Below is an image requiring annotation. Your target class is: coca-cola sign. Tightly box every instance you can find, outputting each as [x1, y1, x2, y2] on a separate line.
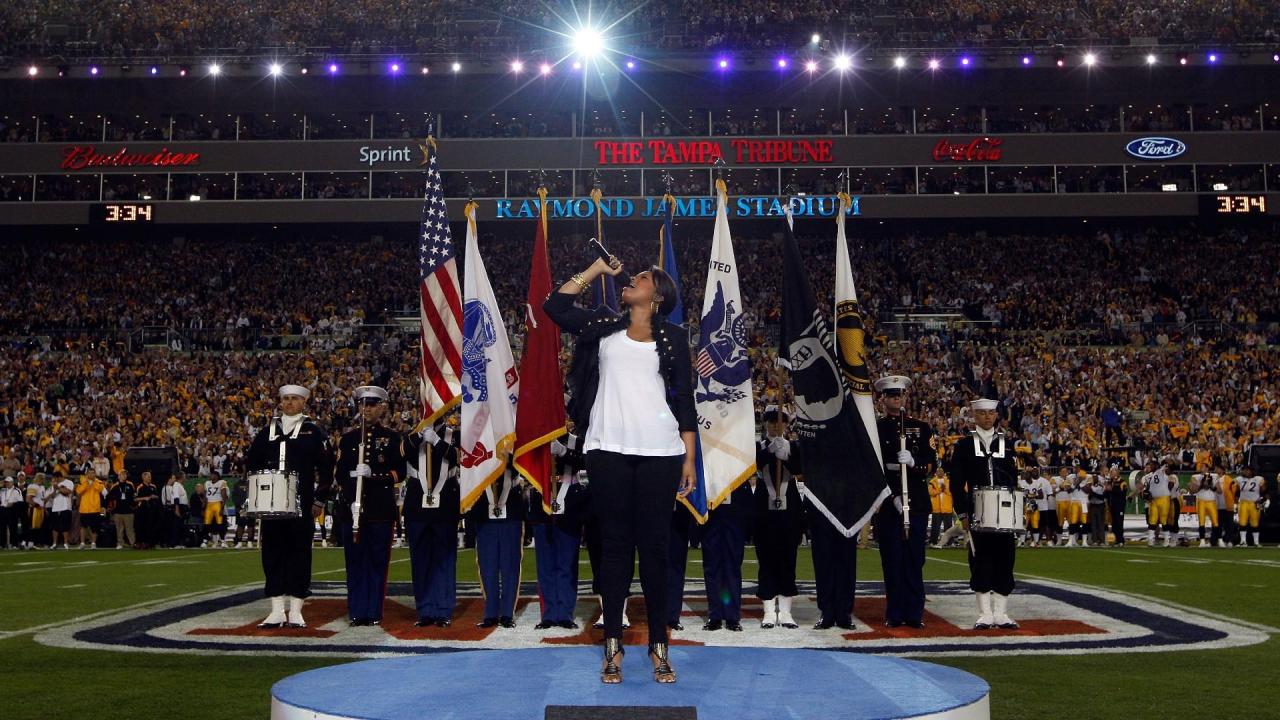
[931, 137, 1004, 162]
[61, 145, 201, 171]
[1124, 137, 1187, 160]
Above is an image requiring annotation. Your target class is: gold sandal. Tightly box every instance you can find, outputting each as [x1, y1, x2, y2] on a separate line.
[601, 638, 624, 684]
[648, 642, 676, 683]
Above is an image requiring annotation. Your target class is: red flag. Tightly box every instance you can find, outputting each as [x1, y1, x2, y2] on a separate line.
[513, 187, 566, 510]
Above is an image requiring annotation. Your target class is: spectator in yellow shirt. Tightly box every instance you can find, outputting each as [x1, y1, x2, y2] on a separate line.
[76, 470, 107, 549]
[928, 474, 955, 546]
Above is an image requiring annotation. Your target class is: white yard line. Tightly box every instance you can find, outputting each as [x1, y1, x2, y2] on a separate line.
[0, 582, 257, 640]
[1112, 549, 1280, 568]
[926, 555, 1280, 635]
[0, 552, 223, 575]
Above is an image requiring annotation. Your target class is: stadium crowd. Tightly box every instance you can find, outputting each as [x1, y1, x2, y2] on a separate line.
[2, 0, 1278, 62]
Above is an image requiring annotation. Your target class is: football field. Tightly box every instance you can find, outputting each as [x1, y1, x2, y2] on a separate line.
[4, 545, 1278, 720]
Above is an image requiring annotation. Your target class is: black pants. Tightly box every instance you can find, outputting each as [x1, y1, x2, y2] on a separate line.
[667, 508, 692, 625]
[1088, 503, 1108, 544]
[1039, 509, 1059, 542]
[807, 508, 858, 623]
[755, 510, 801, 600]
[0, 506, 18, 547]
[701, 509, 745, 623]
[585, 450, 682, 644]
[876, 506, 928, 624]
[1213, 510, 1237, 546]
[1108, 500, 1126, 544]
[969, 531, 1016, 595]
[929, 512, 954, 545]
[261, 516, 315, 598]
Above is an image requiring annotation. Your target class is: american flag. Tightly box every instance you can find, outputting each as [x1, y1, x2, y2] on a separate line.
[416, 144, 462, 426]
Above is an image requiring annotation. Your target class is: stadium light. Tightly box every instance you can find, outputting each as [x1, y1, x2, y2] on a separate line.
[510, 60, 524, 74]
[573, 27, 605, 58]
[1083, 53, 1097, 66]
[451, 62, 461, 73]
[893, 56, 906, 69]
[1207, 52, 1218, 63]
[1178, 55, 1188, 65]
[389, 62, 401, 74]
[1021, 56, 1032, 65]
[328, 63, 339, 74]
[833, 54, 852, 71]
[625, 60, 636, 70]
[90, 66, 100, 75]
[419, 65, 429, 75]
[805, 60, 818, 73]
[959, 56, 971, 66]
[810, 33, 821, 44]
[208, 63, 222, 76]
[268, 63, 283, 77]
[717, 57, 730, 70]
[540, 63, 552, 75]
[776, 57, 788, 69]
[1146, 54, 1158, 65]
[27, 65, 38, 76]
[571, 60, 582, 70]
[927, 58, 940, 70]
[150, 66, 159, 75]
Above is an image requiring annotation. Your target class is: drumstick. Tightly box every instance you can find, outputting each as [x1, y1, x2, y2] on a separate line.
[352, 412, 366, 544]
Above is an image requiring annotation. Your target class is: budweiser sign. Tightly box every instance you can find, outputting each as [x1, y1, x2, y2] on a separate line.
[61, 146, 201, 171]
[931, 137, 1004, 162]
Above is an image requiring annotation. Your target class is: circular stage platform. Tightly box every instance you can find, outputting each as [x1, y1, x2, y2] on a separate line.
[271, 647, 989, 720]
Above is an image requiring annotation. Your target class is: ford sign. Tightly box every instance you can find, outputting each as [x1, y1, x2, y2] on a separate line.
[1125, 137, 1187, 160]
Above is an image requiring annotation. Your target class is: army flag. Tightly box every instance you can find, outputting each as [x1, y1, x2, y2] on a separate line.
[458, 201, 520, 510]
[684, 179, 757, 522]
[513, 188, 567, 512]
[779, 208, 889, 536]
[833, 192, 884, 470]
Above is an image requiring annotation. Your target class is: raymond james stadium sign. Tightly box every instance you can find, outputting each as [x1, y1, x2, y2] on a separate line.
[496, 195, 860, 219]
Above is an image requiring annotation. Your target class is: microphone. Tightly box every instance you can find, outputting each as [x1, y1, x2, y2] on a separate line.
[587, 237, 631, 287]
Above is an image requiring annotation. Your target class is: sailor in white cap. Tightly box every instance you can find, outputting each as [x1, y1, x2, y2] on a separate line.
[334, 385, 406, 626]
[1, 476, 23, 549]
[872, 375, 936, 629]
[245, 383, 334, 629]
[945, 398, 1021, 630]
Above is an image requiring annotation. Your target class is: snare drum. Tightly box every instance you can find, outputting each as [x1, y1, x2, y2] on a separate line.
[243, 470, 301, 518]
[971, 486, 1026, 534]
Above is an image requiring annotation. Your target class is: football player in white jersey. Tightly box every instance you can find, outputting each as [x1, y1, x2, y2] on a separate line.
[203, 471, 229, 548]
[1235, 467, 1266, 547]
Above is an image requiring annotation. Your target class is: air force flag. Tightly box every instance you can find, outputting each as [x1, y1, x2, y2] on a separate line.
[685, 179, 757, 522]
[459, 201, 519, 510]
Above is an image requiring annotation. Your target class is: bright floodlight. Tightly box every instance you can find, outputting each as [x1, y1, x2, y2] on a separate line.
[833, 54, 852, 71]
[451, 62, 461, 73]
[927, 58, 940, 70]
[1083, 53, 1097, 66]
[540, 63, 552, 75]
[510, 60, 524, 73]
[805, 60, 818, 73]
[811, 33, 821, 44]
[268, 63, 283, 76]
[893, 56, 906, 69]
[27, 65, 38, 76]
[574, 27, 605, 58]
[208, 63, 222, 76]
[1146, 54, 1157, 65]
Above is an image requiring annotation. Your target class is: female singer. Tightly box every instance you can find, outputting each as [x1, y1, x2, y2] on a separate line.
[544, 257, 697, 685]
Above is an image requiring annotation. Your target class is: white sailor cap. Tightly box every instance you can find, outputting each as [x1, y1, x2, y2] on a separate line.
[873, 375, 912, 394]
[762, 404, 790, 422]
[2, 476, 12, 483]
[279, 384, 311, 400]
[354, 385, 390, 403]
[970, 398, 999, 411]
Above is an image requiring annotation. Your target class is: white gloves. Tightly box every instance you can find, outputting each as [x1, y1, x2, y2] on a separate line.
[897, 450, 915, 468]
[354, 463, 372, 478]
[550, 440, 568, 457]
[769, 437, 791, 461]
[421, 427, 441, 445]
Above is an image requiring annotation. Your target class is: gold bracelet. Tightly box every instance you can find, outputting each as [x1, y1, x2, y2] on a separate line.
[570, 273, 590, 291]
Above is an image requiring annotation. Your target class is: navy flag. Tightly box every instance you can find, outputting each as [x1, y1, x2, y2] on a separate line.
[778, 210, 890, 536]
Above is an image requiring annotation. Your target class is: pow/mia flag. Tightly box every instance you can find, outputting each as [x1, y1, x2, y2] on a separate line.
[833, 192, 884, 471]
[778, 208, 889, 536]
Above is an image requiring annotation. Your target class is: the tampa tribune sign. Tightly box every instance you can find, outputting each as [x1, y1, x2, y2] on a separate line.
[496, 195, 861, 220]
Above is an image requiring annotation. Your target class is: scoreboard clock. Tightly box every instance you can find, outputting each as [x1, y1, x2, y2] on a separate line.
[91, 203, 155, 224]
[1199, 194, 1268, 216]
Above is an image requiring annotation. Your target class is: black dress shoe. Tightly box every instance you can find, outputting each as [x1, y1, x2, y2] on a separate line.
[499, 617, 516, 628]
[667, 622, 684, 631]
[436, 619, 452, 628]
[702, 619, 723, 631]
[836, 619, 854, 630]
[906, 620, 926, 629]
[884, 619, 904, 628]
[535, 621, 555, 630]
[414, 618, 434, 627]
[557, 620, 579, 630]
[813, 619, 835, 630]
[476, 617, 499, 628]
[348, 618, 364, 627]
[725, 621, 743, 632]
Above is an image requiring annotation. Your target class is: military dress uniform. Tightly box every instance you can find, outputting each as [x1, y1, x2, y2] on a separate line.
[529, 434, 589, 629]
[245, 384, 334, 628]
[468, 465, 527, 627]
[334, 386, 406, 625]
[873, 380, 937, 628]
[404, 422, 460, 627]
[700, 480, 753, 631]
[947, 399, 1020, 630]
[752, 432, 804, 629]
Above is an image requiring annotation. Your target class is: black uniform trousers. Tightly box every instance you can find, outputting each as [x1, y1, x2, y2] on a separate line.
[341, 520, 393, 620]
[875, 505, 928, 624]
[406, 516, 458, 621]
[533, 522, 580, 623]
[754, 510, 801, 600]
[968, 531, 1016, 595]
[1108, 499, 1126, 544]
[0, 506, 18, 547]
[807, 507, 858, 623]
[585, 450, 682, 644]
[261, 516, 315, 598]
[667, 508, 693, 624]
[701, 508, 746, 623]
[476, 519, 523, 620]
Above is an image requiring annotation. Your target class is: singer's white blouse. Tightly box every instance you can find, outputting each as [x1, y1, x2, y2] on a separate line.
[584, 331, 684, 457]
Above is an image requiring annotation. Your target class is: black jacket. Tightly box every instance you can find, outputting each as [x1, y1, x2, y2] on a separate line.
[542, 290, 698, 442]
[946, 432, 1019, 518]
[246, 416, 335, 509]
[334, 424, 405, 524]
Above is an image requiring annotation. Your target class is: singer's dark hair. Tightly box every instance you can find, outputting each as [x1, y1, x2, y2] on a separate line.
[649, 265, 679, 318]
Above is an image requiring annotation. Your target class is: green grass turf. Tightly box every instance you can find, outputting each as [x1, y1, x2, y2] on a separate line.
[1, 545, 1276, 720]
